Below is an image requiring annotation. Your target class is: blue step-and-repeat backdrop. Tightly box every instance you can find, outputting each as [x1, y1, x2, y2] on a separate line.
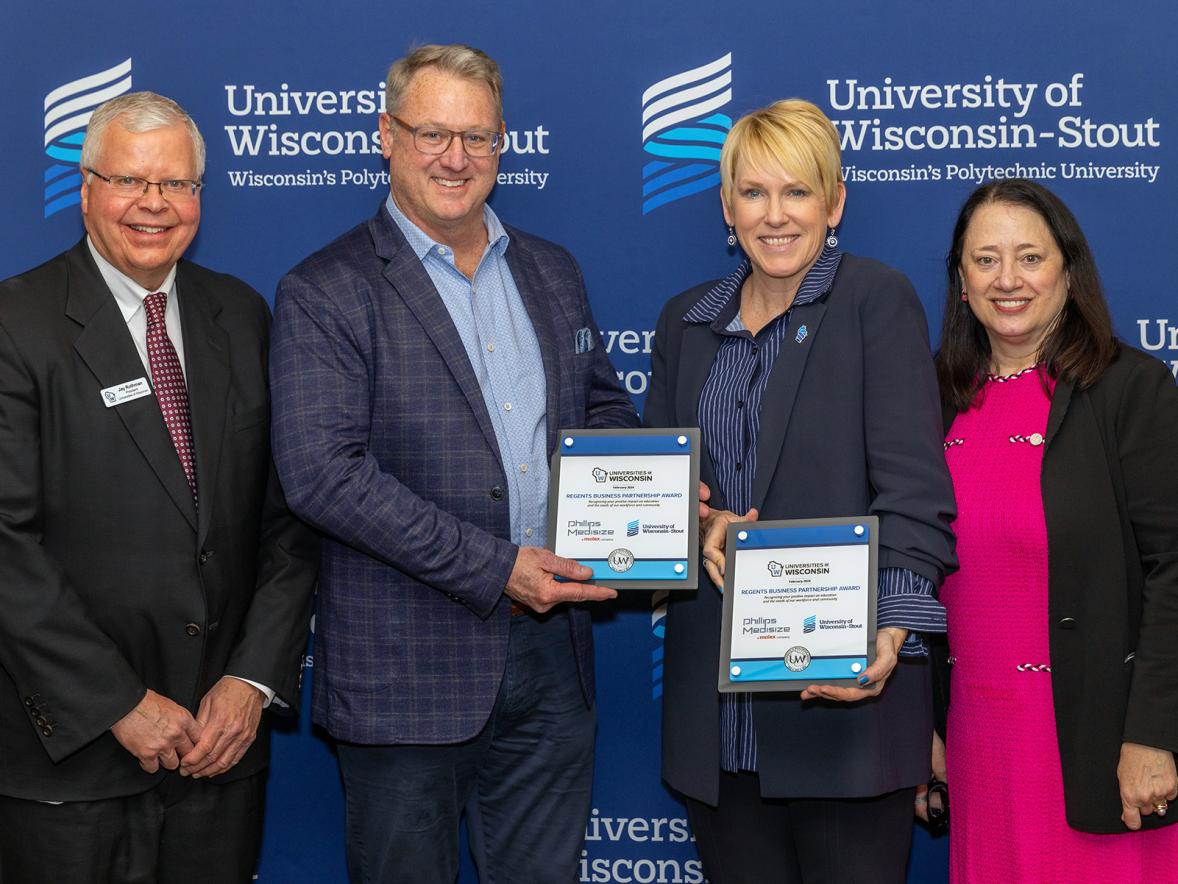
[3, 1, 1174, 880]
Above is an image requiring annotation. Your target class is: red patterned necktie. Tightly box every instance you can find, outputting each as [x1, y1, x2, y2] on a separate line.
[144, 292, 198, 503]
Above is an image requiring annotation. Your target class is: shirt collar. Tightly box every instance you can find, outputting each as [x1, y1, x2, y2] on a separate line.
[86, 236, 178, 324]
[384, 193, 510, 263]
[683, 244, 845, 327]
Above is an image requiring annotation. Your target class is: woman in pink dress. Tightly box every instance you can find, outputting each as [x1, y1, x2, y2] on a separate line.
[922, 179, 1178, 882]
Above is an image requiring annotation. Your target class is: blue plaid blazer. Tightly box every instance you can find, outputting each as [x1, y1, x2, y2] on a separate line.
[270, 207, 637, 744]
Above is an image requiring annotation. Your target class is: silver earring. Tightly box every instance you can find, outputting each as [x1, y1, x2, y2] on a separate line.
[825, 228, 839, 248]
[727, 226, 737, 247]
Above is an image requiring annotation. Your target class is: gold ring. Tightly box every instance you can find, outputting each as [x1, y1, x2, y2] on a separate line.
[1156, 802, 1169, 817]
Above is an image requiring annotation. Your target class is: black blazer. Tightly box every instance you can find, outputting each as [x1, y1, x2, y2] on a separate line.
[0, 240, 318, 801]
[646, 254, 957, 803]
[940, 346, 1178, 833]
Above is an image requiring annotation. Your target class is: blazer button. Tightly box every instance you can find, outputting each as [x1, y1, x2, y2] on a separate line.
[198, 550, 212, 565]
[185, 623, 201, 637]
[490, 486, 505, 501]
[1057, 617, 1077, 629]
[23, 697, 33, 707]
[34, 716, 46, 727]
[40, 726, 52, 737]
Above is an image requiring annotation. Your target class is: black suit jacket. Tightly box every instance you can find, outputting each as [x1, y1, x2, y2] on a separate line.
[646, 254, 957, 803]
[940, 346, 1178, 833]
[0, 240, 317, 801]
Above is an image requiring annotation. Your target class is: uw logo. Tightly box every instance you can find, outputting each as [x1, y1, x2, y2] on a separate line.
[43, 58, 132, 218]
[641, 52, 733, 214]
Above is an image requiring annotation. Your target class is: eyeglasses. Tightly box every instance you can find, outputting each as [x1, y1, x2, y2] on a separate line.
[390, 116, 501, 157]
[85, 168, 203, 199]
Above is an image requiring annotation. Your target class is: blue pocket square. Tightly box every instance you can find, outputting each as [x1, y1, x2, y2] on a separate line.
[575, 327, 596, 354]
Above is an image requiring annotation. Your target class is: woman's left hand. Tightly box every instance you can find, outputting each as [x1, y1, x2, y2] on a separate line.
[1117, 742, 1178, 830]
[800, 627, 907, 701]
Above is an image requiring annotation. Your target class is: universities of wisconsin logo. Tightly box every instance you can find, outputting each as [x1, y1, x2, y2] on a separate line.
[641, 52, 733, 214]
[43, 58, 132, 218]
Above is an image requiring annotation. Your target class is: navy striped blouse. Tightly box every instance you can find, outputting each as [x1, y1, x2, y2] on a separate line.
[687, 246, 946, 773]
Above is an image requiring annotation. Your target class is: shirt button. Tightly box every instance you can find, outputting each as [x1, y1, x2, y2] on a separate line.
[437, 246, 448, 256]
[736, 400, 745, 409]
[519, 464, 528, 473]
[525, 528, 534, 538]
[735, 462, 743, 471]
[503, 403, 512, 411]
[185, 623, 201, 637]
[487, 343, 495, 352]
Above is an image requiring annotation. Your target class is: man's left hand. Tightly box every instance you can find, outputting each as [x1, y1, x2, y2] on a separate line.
[179, 677, 264, 779]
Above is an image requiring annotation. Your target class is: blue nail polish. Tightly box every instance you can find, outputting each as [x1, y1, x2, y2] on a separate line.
[857, 675, 870, 685]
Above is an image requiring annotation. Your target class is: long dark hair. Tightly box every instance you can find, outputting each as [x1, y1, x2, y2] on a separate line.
[936, 179, 1119, 411]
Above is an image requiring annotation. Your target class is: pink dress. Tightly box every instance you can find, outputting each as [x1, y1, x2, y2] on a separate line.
[940, 368, 1178, 883]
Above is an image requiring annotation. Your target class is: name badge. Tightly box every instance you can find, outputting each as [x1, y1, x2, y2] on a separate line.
[100, 377, 152, 408]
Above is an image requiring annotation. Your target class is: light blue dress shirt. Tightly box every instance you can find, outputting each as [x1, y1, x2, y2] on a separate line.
[385, 195, 549, 548]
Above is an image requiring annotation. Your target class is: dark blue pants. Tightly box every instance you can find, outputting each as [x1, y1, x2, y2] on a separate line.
[684, 771, 916, 884]
[337, 610, 595, 884]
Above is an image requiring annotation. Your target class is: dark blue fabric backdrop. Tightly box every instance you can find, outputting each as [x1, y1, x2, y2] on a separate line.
[4, 2, 1174, 879]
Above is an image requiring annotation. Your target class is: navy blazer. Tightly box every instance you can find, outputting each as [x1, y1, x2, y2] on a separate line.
[270, 206, 637, 745]
[940, 346, 1178, 833]
[645, 254, 957, 803]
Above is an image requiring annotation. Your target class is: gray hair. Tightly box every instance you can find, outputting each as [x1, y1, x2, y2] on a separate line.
[80, 91, 206, 179]
[385, 44, 503, 120]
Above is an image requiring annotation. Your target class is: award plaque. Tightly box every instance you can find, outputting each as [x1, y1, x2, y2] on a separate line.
[718, 517, 878, 692]
[548, 428, 700, 589]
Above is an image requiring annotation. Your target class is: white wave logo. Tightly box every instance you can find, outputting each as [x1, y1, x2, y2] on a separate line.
[43, 58, 132, 218]
[641, 53, 732, 214]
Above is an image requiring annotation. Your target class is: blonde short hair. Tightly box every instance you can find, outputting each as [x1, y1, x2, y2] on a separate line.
[720, 99, 842, 208]
[385, 44, 503, 121]
[81, 91, 205, 179]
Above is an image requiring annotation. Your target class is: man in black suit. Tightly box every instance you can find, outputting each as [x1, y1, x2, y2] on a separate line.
[0, 91, 317, 881]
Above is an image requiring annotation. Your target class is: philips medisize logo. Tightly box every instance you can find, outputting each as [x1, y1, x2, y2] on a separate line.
[641, 52, 732, 214]
[43, 58, 132, 218]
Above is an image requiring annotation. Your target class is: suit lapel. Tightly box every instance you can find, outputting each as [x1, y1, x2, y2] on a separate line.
[504, 242, 560, 453]
[369, 212, 503, 462]
[1045, 375, 1075, 446]
[750, 300, 828, 511]
[65, 243, 197, 531]
[176, 264, 231, 546]
[676, 321, 723, 504]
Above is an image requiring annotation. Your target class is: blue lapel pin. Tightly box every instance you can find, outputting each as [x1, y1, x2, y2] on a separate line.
[795, 324, 808, 344]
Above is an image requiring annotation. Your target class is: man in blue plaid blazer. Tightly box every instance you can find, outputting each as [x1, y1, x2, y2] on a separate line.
[270, 44, 637, 883]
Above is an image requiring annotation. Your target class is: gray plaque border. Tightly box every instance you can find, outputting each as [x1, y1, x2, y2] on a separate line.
[717, 515, 879, 693]
[547, 427, 700, 591]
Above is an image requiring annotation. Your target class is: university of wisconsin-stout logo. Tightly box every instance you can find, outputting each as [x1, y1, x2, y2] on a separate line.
[803, 615, 817, 634]
[43, 58, 133, 218]
[627, 519, 640, 538]
[641, 52, 732, 214]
